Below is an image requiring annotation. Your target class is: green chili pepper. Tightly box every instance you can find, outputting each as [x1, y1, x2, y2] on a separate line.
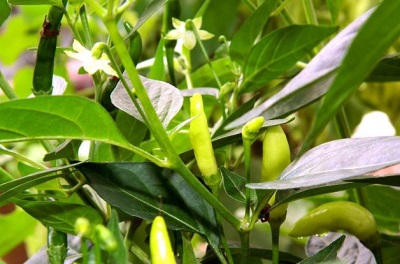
[261, 125, 290, 182]
[32, 1, 67, 95]
[47, 227, 67, 264]
[242, 116, 265, 140]
[189, 93, 221, 187]
[150, 216, 177, 264]
[289, 201, 378, 242]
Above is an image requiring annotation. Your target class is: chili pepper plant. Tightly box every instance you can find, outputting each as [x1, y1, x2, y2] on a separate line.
[1, 0, 400, 263]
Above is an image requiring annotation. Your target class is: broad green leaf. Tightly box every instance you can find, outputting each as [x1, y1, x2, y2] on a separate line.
[247, 137, 400, 190]
[226, 9, 373, 129]
[125, 0, 168, 39]
[230, 0, 279, 65]
[111, 75, 183, 128]
[0, 0, 11, 28]
[0, 96, 140, 153]
[107, 209, 128, 264]
[240, 25, 338, 93]
[366, 55, 400, 82]
[16, 200, 104, 234]
[220, 167, 246, 203]
[300, 235, 345, 264]
[0, 208, 37, 257]
[364, 186, 400, 234]
[301, 1, 400, 153]
[148, 38, 165, 81]
[8, 0, 63, 8]
[78, 162, 221, 255]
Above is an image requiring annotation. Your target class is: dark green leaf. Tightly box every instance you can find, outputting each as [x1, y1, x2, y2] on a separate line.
[300, 235, 345, 263]
[16, 200, 104, 234]
[327, 0, 340, 25]
[220, 167, 246, 203]
[230, 0, 279, 65]
[0, 0, 11, 28]
[78, 162, 220, 254]
[225, 9, 373, 129]
[0, 163, 79, 204]
[366, 55, 400, 82]
[107, 209, 128, 264]
[301, 1, 400, 153]
[247, 137, 400, 190]
[241, 25, 338, 93]
[182, 233, 199, 264]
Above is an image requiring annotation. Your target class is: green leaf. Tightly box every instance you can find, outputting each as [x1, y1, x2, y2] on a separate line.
[364, 186, 400, 234]
[8, 0, 63, 8]
[220, 167, 246, 203]
[0, 96, 140, 153]
[107, 209, 128, 264]
[148, 38, 166, 81]
[0, 0, 11, 28]
[327, 0, 340, 25]
[78, 162, 221, 254]
[229, 0, 279, 65]
[111, 75, 183, 128]
[125, 0, 168, 39]
[299, 235, 345, 263]
[43, 140, 82, 161]
[225, 9, 373, 129]
[366, 55, 400, 82]
[240, 25, 338, 93]
[0, 163, 77, 204]
[301, 1, 400, 153]
[16, 200, 104, 234]
[0, 208, 37, 257]
[247, 137, 400, 190]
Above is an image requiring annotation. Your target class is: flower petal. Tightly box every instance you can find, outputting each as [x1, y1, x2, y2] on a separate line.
[72, 40, 86, 53]
[172, 18, 184, 29]
[165, 29, 181, 40]
[52, 75, 67, 95]
[198, 30, 214, 40]
[192, 17, 202, 29]
[183, 30, 196, 50]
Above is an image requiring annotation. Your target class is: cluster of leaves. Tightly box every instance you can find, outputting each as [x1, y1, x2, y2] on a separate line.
[1, 0, 400, 263]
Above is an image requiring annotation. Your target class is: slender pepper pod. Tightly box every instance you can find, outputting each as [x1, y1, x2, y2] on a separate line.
[261, 125, 291, 223]
[150, 216, 177, 264]
[261, 125, 290, 182]
[289, 201, 378, 242]
[189, 93, 221, 187]
[32, 1, 67, 95]
[94, 225, 117, 252]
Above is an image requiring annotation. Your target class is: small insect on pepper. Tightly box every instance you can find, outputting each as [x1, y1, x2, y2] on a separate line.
[150, 216, 177, 264]
[189, 93, 221, 188]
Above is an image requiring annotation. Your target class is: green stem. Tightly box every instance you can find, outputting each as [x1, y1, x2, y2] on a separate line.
[240, 231, 250, 264]
[243, 139, 252, 222]
[0, 71, 17, 100]
[302, 0, 318, 25]
[0, 146, 47, 169]
[270, 222, 281, 264]
[195, 0, 212, 18]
